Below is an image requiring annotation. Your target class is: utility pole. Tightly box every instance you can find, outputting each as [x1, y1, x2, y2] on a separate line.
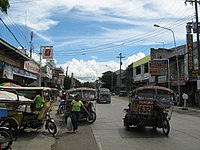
[30, 31, 33, 58]
[117, 53, 125, 93]
[71, 73, 74, 88]
[66, 66, 68, 77]
[39, 47, 42, 87]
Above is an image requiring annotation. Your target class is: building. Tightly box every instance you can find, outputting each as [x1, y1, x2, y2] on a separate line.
[0, 38, 38, 86]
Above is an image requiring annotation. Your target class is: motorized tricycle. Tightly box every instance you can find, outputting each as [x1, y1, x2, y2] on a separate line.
[123, 86, 174, 136]
[63, 87, 97, 124]
[0, 86, 57, 140]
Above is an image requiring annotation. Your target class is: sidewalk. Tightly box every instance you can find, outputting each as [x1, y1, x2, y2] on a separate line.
[174, 105, 200, 113]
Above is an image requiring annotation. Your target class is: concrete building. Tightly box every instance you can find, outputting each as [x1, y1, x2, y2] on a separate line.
[0, 38, 38, 85]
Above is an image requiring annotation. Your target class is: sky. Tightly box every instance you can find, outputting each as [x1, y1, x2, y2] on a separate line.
[0, 0, 195, 82]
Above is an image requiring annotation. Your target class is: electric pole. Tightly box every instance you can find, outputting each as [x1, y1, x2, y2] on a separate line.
[117, 53, 125, 93]
[30, 31, 33, 58]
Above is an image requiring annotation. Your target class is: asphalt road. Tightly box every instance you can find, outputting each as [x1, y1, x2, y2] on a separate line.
[12, 96, 200, 150]
[93, 96, 200, 150]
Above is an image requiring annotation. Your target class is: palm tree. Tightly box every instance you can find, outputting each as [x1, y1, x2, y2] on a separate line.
[0, 0, 10, 14]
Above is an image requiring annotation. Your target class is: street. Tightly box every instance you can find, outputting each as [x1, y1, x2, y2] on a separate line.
[12, 96, 200, 150]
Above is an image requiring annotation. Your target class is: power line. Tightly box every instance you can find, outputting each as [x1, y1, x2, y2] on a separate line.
[0, 18, 24, 49]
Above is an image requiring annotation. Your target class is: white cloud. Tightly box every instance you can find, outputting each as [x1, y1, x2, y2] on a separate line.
[7, 0, 193, 31]
[57, 52, 145, 82]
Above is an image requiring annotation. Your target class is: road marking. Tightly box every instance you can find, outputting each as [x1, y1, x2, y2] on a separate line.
[95, 135, 103, 150]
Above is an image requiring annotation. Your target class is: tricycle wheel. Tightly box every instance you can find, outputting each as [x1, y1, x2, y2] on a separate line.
[0, 127, 13, 150]
[124, 115, 130, 131]
[162, 119, 170, 136]
[46, 120, 57, 136]
[0, 120, 18, 141]
[87, 111, 96, 124]
[125, 122, 130, 131]
[153, 125, 157, 130]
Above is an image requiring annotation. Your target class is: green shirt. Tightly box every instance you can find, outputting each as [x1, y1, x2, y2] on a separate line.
[71, 100, 83, 112]
[35, 95, 45, 109]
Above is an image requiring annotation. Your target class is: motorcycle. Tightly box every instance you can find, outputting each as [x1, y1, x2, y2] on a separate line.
[57, 99, 65, 114]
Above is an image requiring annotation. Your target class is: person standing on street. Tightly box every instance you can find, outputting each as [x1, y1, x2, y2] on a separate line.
[71, 94, 88, 133]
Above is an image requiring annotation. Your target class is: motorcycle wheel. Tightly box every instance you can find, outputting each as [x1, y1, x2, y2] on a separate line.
[0, 127, 13, 150]
[0, 120, 18, 141]
[162, 119, 170, 136]
[86, 111, 96, 124]
[153, 125, 157, 130]
[124, 115, 130, 130]
[46, 120, 57, 136]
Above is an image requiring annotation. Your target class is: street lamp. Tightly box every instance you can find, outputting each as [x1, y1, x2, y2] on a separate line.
[106, 65, 114, 92]
[154, 24, 181, 103]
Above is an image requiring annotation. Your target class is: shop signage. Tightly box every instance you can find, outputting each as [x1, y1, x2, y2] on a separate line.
[149, 59, 168, 76]
[3, 64, 13, 79]
[24, 61, 40, 75]
[186, 34, 196, 78]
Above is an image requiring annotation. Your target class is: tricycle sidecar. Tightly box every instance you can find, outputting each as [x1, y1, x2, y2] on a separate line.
[123, 86, 174, 136]
[64, 87, 97, 124]
[0, 86, 57, 139]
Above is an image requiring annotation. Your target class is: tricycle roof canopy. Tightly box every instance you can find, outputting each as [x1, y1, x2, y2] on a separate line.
[130, 86, 174, 94]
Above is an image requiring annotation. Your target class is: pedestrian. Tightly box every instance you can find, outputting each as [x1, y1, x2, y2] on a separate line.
[71, 94, 88, 133]
[57, 96, 65, 114]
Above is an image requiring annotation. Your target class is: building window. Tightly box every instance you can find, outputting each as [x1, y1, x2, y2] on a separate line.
[136, 66, 141, 75]
[144, 63, 148, 73]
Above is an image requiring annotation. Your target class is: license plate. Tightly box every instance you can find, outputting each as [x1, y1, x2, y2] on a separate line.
[139, 105, 152, 114]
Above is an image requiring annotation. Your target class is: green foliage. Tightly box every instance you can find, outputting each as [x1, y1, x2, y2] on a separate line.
[63, 76, 71, 90]
[100, 71, 112, 90]
[0, 0, 10, 14]
[81, 82, 94, 88]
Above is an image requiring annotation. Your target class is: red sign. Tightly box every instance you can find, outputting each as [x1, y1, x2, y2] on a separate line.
[41, 46, 53, 59]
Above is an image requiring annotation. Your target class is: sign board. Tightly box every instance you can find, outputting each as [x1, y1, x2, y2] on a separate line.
[24, 61, 40, 75]
[149, 59, 168, 76]
[197, 76, 200, 90]
[41, 46, 53, 59]
[3, 64, 13, 79]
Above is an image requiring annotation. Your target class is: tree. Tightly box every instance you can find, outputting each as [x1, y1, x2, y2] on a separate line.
[0, 0, 10, 14]
[81, 82, 94, 88]
[63, 76, 71, 90]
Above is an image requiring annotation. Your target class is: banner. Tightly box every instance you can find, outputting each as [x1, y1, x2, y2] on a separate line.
[41, 46, 53, 59]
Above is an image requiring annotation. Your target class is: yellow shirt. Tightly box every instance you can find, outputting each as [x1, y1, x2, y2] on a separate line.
[71, 100, 83, 111]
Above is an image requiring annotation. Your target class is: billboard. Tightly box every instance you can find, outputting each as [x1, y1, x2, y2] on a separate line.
[149, 59, 168, 76]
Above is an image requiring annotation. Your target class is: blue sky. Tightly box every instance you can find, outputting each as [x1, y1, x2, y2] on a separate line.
[0, 0, 195, 82]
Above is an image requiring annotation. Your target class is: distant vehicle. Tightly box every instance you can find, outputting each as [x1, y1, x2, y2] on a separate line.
[119, 90, 127, 96]
[97, 88, 111, 103]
